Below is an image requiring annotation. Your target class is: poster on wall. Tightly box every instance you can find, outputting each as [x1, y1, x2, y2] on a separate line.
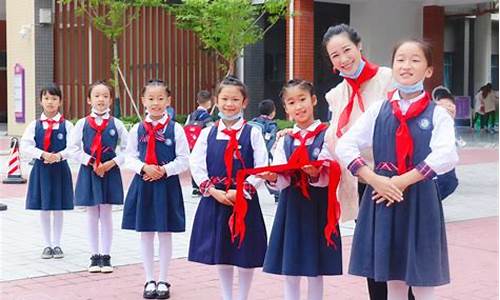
[455, 96, 471, 121]
[14, 64, 25, 123]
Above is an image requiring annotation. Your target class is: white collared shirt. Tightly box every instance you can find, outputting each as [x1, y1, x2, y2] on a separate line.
[125, 114, 190, 176]
[67, 111, 128, 166]
[271, 120, 332, 190]
[335, 91, 458, 175]
[189, 118, 268, 188]
[20, 113, 74, 160]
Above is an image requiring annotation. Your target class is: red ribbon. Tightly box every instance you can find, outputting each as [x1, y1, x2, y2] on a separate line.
[389, 90, 431, 174]
[221, 122, 246, 191]
[42, 118, 59, 151]
[86, 116, 109, 167]
[143, 117, 169, 165]
[229, 123, 342, 248]
[336, 59, 379, 137]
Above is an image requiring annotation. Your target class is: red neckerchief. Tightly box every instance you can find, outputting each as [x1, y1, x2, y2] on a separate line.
[336, 58, 379, 137]
[288, 123, 329, 199]
[389, 90, 431, 174]
[43, 116, 64, 152]
[229, 123, 342, 249]
[143, 116, 169, 165]
[220, 120, 246, 190]
[86, 115, 110, 166]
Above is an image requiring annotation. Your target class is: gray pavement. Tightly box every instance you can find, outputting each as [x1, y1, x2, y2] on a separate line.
[0, 128, 497, 282]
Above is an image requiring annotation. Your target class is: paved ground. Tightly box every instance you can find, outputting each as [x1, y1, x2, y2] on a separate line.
[0, 127, 498, 299]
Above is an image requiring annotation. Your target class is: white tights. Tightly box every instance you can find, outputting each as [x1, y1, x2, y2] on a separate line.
[140, 232, 173, 283]
[87, 204, 113, 255]
[40, 211, 63, 247]
[387, 280, 436, 300]
[284, 276, 324, 300]
[216, 265, 255, 300]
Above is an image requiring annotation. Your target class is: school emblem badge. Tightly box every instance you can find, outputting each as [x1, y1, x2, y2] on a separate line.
[165, 138, 173, 146]
[57, 133, 64, 140]
[109, 129, 116, 136]
[418, 118, 431, 130]
[312, 147, 321, 159]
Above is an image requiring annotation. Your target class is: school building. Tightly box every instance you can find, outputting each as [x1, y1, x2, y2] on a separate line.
[3, 0, 499, 135]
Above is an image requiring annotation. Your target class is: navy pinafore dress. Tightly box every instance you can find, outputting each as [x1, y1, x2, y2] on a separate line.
[263, 130, 342, 276]
[122, 121, 185, 232]
[188, 124, 267, 268]
[74, 117, 124, 206]
[26, 120, 74, 210]
[349, 100, 450, 286]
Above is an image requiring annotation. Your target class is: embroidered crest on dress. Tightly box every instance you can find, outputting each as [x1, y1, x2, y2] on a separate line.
[312, 147, 321, 159]
[57, 133, 64, 140]
[109, 129, 116, 136]
[418, 118, 431, 130]
[165, 138, 173, 146]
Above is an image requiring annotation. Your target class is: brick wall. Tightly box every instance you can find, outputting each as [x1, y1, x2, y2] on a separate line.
[423, 5, 444, 91]
[286, 0, 314, 82]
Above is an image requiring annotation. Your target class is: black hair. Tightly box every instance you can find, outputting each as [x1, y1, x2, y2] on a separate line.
[392, 39, 433, 67]
[279, 79, 315, 101]
[40, 83, 62, 100]
[322, 23, 362, 48]
[87, 80, 113, 98]
[215, 75, 248, 99]
[197, 90, 212, 105]
[141, 79, 171, 96]
[433, 86, 455, 104]
[258, 99, 276, 116]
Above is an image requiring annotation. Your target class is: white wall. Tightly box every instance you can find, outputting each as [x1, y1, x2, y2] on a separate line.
[349, 0, 423, 67]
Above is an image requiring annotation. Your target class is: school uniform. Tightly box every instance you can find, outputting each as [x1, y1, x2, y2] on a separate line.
[186, 106, 213, 126]
[263, 120, 342, 277]
[325, 64, 393, 222]
[336, 91, 459, 286]
[22, 113, 74, 210]
[69, 109, 128, 206]
[121, 114, 189, 232]
[188, 118, 268, 268]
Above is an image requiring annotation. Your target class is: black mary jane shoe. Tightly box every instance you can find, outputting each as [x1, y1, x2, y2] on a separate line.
[143, 280, 157, 299]
[156, 281, 171, 299]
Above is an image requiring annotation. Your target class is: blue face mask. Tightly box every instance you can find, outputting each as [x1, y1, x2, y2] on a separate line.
[339, 59, 365, 79]
[393, 80, 424, 94]
[218, 111, 243, 121]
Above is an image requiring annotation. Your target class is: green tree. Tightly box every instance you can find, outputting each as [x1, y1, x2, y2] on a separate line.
[168, 0, 288, 76]
[58, 0, 166, 117]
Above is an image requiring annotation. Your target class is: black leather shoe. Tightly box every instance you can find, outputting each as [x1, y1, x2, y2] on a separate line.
[143, 281, 157, 299]
[41, 247, 53, 259]
[156, 281, 170, 299]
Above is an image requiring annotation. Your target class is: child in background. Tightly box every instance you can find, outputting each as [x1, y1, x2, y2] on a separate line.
[188, 76, 268, 300]
[122, 80, 189, 299]
[21, 84, 74, 259]
[249, 99, 279, 202]
[260, 79, 342, 300]
[185, 90, 214, 196]
[69, 80, 128, 273]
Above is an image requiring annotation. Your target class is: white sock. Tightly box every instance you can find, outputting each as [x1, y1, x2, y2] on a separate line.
[158, 232, 172, 285]
[307, 276, 323, 300]
[217, 264, 234, 300]
[52, 211, 63, 247]
[284, 276, 301, 300]
[40, 211, 52, 247]
[87, 205, 100, 254]
[237, 267, 254, 300]
[412, 286, 436, 300]
[141, 232, 155, 283]
[387, 280, 408, 300]
[99, 204, 113, 255]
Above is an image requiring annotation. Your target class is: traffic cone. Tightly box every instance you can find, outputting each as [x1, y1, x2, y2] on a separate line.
[3, 137, 27, 184]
